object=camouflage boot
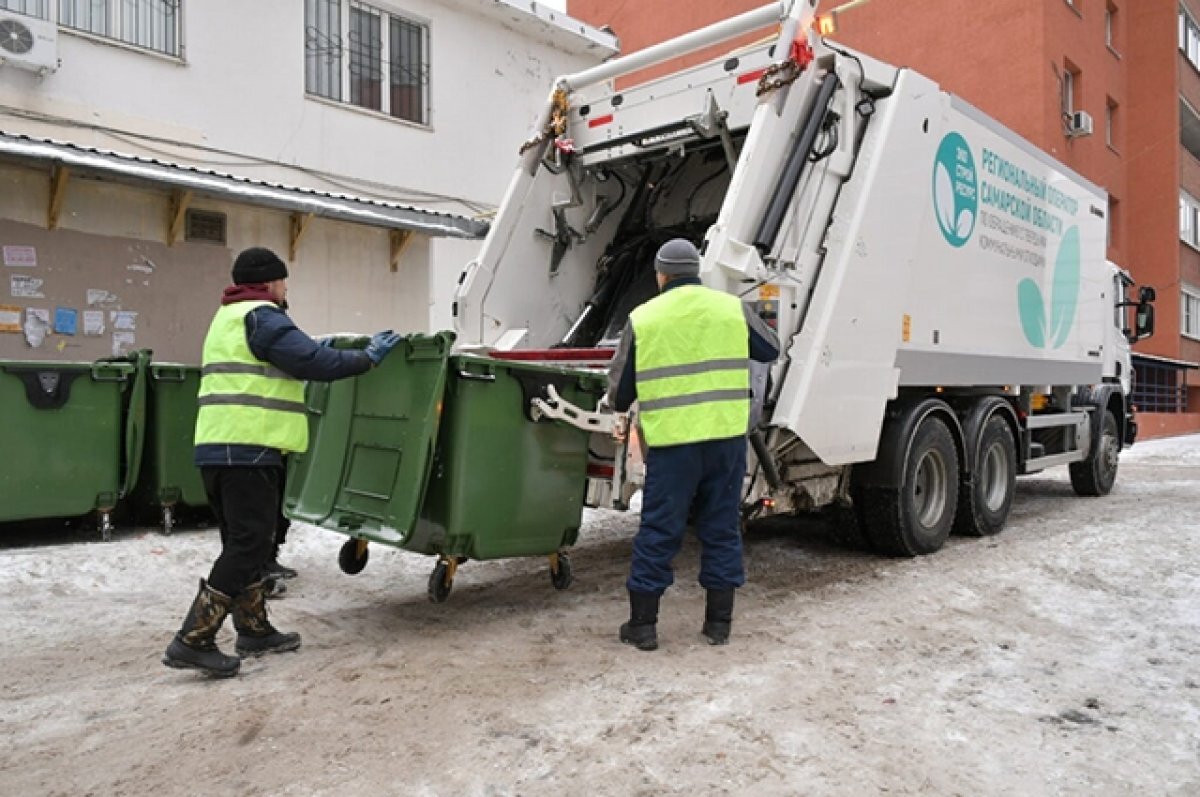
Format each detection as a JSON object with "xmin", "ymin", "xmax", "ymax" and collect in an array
[
  {"xmin": 162, "ymin": 579, "xmax": 241, "ymax": 677},
  {"xmin": 232, "ymin": 581, "xmax": 302, "ymax": 658}
]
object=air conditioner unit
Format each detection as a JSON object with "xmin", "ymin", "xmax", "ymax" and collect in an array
[
  {"xmin": 0, "ymin": 13, "xmax": 58, "ymax": 75},
  {"xmin": 1067, "ymin": 110, "xmax": 1093, "ymax": 137}
]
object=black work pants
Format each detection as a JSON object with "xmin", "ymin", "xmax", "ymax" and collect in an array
[
  {"xmin": 273, "ymin": 458, "xmax": 290, "ymax": 557},
  {"xmin": 203, "ymin": 466, "xmax": 279, "ymax": 597}
]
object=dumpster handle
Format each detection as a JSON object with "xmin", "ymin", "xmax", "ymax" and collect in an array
[
  {"xmin": 90, "ymin": 365, "xmax": 130, "ymax": 382},
  {"xmin": 455, "ymin": 367, "xmax": 496, "ymax": 383},
  {"xmin": 152, "ymin": 367, "xmax": 188, "ymax": 383}
]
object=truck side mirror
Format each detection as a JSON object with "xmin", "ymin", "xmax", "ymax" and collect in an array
[
  {"xmin": 1135, "ymin": 302, "xmax": 1155, "ymax": 340},
  {"xmin": 1139, "ymin": 286, "xmax": 1156, "ymax": 303}
]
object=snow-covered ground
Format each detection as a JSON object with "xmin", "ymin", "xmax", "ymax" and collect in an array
[{"xmin": 0, "ymin": 435, "xmax": 1197, "ymax": 796}]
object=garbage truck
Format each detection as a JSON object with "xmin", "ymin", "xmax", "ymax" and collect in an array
[{"xmin": 451, "ymin": 0, "xmax": 1157, "ymax": 556}]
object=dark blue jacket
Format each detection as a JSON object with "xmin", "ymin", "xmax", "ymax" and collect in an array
[{"xmin": 195, "ymin": 304, "xmax": 373, "ymax": 467}]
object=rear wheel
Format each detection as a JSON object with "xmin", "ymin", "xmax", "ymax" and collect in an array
[
  {"xmin": 859, "ymin": 413, "xmax": 959, "ymax": 556},
  {"xmin": 954, "ymin": 414, "xmax": 1016, "ymax": 536},
  {"xmin": 1070, "ymin": 409, "xmax": 1120, "ymax": 496}
]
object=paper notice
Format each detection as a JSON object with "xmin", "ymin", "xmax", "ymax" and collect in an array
[
  {"xmin": 86, "ymin": 289, "xmax": 120, "ymax": 307},
  {"xmin": 54, "ymin": 307, "xmax": 78, "ymax": 336},
  {"xmin": 111, "ymin": 310, "xmax": 138, "ymax": 331},
  {"xmin": 0, "ymin": 304, "xmax": 20, "ymax": 332},
  {"xmin": 83, "ymin": 310, "xmax": 105, "ymax": 336},
  {"xmin": 11, "ymin": 274, "xmax": 45, "ymax": 299},
  {"xmin": 24, "ymin": 308, "xmax": 50, "ymax": 348},
  {"xmin": 112, "ymin": 330, "xmax": 136, "ymax": 356},
  {"xmin": 3, "ymin": 246, "xmax": 36, "ymax": 267}
]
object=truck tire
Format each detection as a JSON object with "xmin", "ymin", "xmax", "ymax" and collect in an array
[
  {"xmin": 859, "ymin": 414, "xmax": 959, "ymax": 556},
  {"xmin": 1069, "ymin": 409, "xmax": 1119, "ymax": 497},
  {"xmin": 954, "ymin": 414, "xmax": 1016, "ymax": 536}
]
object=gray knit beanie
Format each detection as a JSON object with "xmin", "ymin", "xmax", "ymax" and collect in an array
[{"xmin": 654, "ymin": 239, "xmax": 700, "ymax": 277}]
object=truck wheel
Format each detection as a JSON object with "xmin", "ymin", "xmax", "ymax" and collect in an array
[
  {"xmin": 954, "ymin": 415, "xmax": 1016, "ymax": 536},
  {"xmin": 860, "ymin": 414, "xmax": 959, "ymax": 556},
  {"xmin": 1069, "ymin": 409, "xmax": 1119, "ymax": 496}
]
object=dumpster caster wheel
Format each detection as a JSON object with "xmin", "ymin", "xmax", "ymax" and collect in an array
[
  {"xmin": 428, "ymin": 557, "xmax": 460, "ymax": 603},
  {"xmin": 338, "ymin": 539, "xmax": 370, "ymax": 575},
  {"xmin": 99, "ymin": 512, "xmax": 113, "ymax": 543},
  {"xmin": 549, "ymin": 551, "xmax": 573, "ymax": 591},
  {"xmin": 161, "ymin": 505, "xmax": 175, "ymax": 536}
]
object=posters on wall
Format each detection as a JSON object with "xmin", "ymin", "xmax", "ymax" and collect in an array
[
  {"xmin": 54, "ymin": 307, "xmax": 78, "ymax": 336},
  {"xmin": 2, "ymin": 246, "xmax": 36, "ymax": 268},
  {"xmin": 83, "ymin": 310, "xmax": 104, "ymax": 336},
  {"xmin": 111, "ymin": 331, "xmax": 136, "ymax": 356},
  {"xmin": 0, "ymin": 304, "xmax": 20, "ymax": 333},
  {"xmin": 10, "ymin": 274, "xmax": 45, "ymax": 299},
  {"xmin": 86, "ymin": 288, "xmax": 120, "ymax": 307},
  {"xmin": 24, "ymin": 308, "xmax": 50, "ymax": 348}
]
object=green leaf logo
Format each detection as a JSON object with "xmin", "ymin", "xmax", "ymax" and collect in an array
[
  {"xmin": 1018, "ymin": 226, "xmax": 1081, "ymax": 349},
  {"xmin": 932, "ymin": 132, "xmax": 978, "ymax": 248}
]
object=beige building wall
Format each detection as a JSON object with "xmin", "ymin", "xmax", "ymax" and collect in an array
[{"xmin": 0, "ymin": 162, "xmax": 429, "ymax": 363}]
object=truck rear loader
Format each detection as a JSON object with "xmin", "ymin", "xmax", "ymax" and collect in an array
[{"xmin": 452, "ymin": 0, "xmax": 1157, "ymax": 556}]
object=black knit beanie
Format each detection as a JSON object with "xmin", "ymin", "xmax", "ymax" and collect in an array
[{"xmin": 231, "ymin": 247, "xmax": 288, "ymax": 285}]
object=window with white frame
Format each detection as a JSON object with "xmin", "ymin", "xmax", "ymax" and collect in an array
[
  {"xmin": 1184, "ymin": 286, "xmax": 1200, "ymax": 339},
  {"xmin": 1181, "ymin": 192, "xmax": 1200, "ymax": 248},
  {"xmin": 305, "ymin": 0, "xmax": 430, "ymax": 126},
  {"xmin": 1062, "ymin": 64, "xmax": 1079, "ymax": 118},
  {"xmin": 1182, "ymin": 7, "xmax": 1200, "ymax": 71},
  {"xmin": 0, "ymin": 0, "xmax": 180, "ymax": 56},
  {"xmin": 1105, "ymin": 1, "xmax": 1118, "ymax": 51}
]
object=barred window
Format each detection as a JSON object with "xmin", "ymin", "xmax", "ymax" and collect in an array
[
  {"xmin": 0, "ymin": 1, "xmax": 179, "ymax": 56},
  {"xmin": 0, "ymin": 1, "xmax": 49, "ymax": 19},
  {"xmin": 305, "ymin": 0, "xmax": 429, "ymax": 126},
  {"xmin": 1132, "ymin": 360, "xmax": 1188, "ymax": 414},
  {"xmin": 59, "ymin": 0, "xmax": 180, "ymax": 56}
]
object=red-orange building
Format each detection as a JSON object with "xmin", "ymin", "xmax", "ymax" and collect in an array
[{"xmin": 571, "ymin": 0, "xmax": 1200, "ymax": 437}]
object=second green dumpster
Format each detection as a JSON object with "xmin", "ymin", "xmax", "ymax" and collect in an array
[{"xmin": 284, "ymin": 332, "xmax": 607, "ymax": 601}]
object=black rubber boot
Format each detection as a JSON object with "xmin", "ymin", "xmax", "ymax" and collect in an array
[
  {"xmin": 701, "ymin": 589, "xmax": 735, "ymax": 646},
  {"xmin": 233, "ymin": 581, "xmax": 302, "ymax": 658},
  {"xmin": 162, "ymin": 579, "xmax": 241, "ymax": 677},
  {"xmin": 619, "ymin": 590, "xmax": 660, "ymax": 651},
  {"xmin": 264, "ymin": 560, "xmax": 298, "ymax": 580}
]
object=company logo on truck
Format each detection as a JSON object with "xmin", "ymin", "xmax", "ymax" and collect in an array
[
  {"xmin": 1017, "ymin": 226, "xmax": 1081, "ymax": 349},
  {"xmin": 932, "ymin": 132, "xmax": 978, "ymax": 248}
]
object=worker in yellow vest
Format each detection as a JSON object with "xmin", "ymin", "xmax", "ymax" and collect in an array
[
  {"xmin": 606, "ymin": 239, "xmax": 779, "ymax": 651},
  {"xmin": 163, "ymin": 247, "xmax": 403, "ymax": 678}
]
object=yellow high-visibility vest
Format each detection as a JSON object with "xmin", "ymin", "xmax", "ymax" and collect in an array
[
  {"xmin": 194, "ymin": 301, "xmax": 308, "ymax": 453},
  {"xmin": 630, "ymin": 285, "xmax": 750, "ymax": 446}
]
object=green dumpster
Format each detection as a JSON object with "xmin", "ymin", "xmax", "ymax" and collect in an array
[
  {"xmin": 137, "ymin": 363, "xmax": 208, "ymax": 533},
  {"xmin": 0, "ymin": 355, "xmax": 146, "ymax": 539},
  {"xmin": 284, "ymin": 332, "xmax": 607, "ymax": 601}
]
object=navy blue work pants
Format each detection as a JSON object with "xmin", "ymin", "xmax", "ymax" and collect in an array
[{"xmin": 627, "ymin": 435, "xmax": 747, "ymax": 595}]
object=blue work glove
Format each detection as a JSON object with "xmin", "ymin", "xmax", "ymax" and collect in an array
[{"xmin": 365, "ymin": 330, "xmax": 403, "ymax": 365}]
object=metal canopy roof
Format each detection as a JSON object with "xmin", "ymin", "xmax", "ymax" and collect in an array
[{"xmin": 0, "ymin": 130, "xmax": 489, "ymax": 240}]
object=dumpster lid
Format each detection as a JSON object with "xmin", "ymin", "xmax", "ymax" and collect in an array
[{"xmin": 286, "ymin": 331, "xmax": 455, "ymax": 540}]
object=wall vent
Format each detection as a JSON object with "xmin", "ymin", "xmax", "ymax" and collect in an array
[{"xmin": 185, "ymin": 209, "xmax": 227, "ymax": 244}]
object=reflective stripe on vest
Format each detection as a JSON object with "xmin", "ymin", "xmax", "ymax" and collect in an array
[
  {"xmin": 630, "ymin": 285, "xmax": 750, "ymax": 446},
  {"xmin": 194, "ymin": 301, "xmax": 308, "ymax": 453}
]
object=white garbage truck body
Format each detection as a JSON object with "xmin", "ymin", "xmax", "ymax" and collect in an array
[{"xmin": 453, "ymin": 0, "xmax": 1155, "ymax": 555}]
